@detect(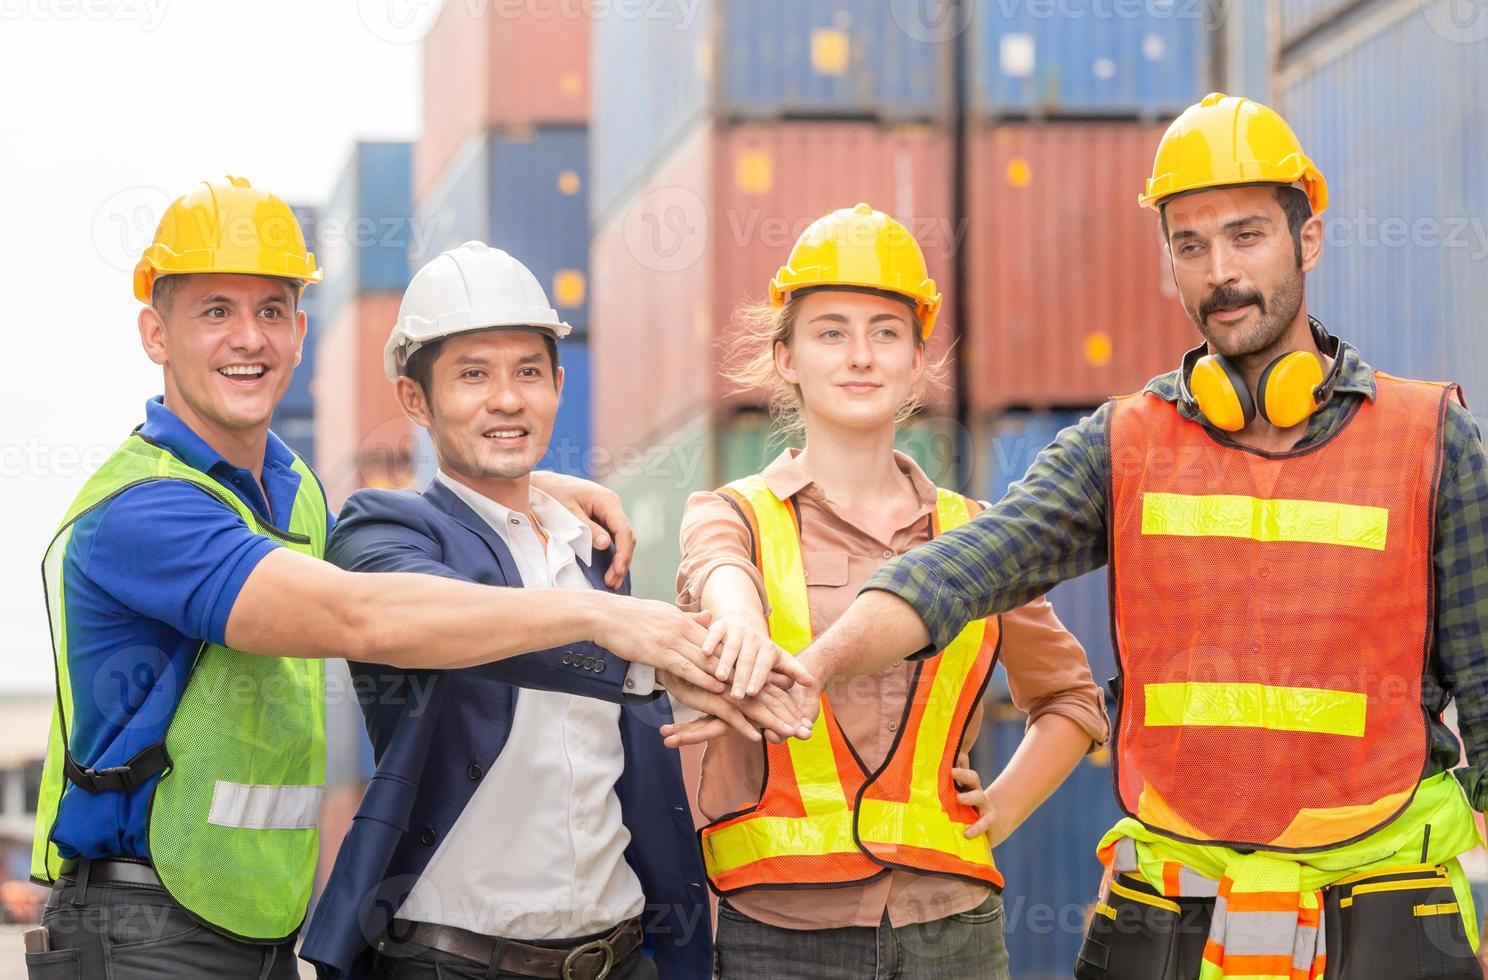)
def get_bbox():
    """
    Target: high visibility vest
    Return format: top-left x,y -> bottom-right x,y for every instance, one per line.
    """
698,474 -> 1003,895
31,432 -> 329,942
1107,372 -> 1457,851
